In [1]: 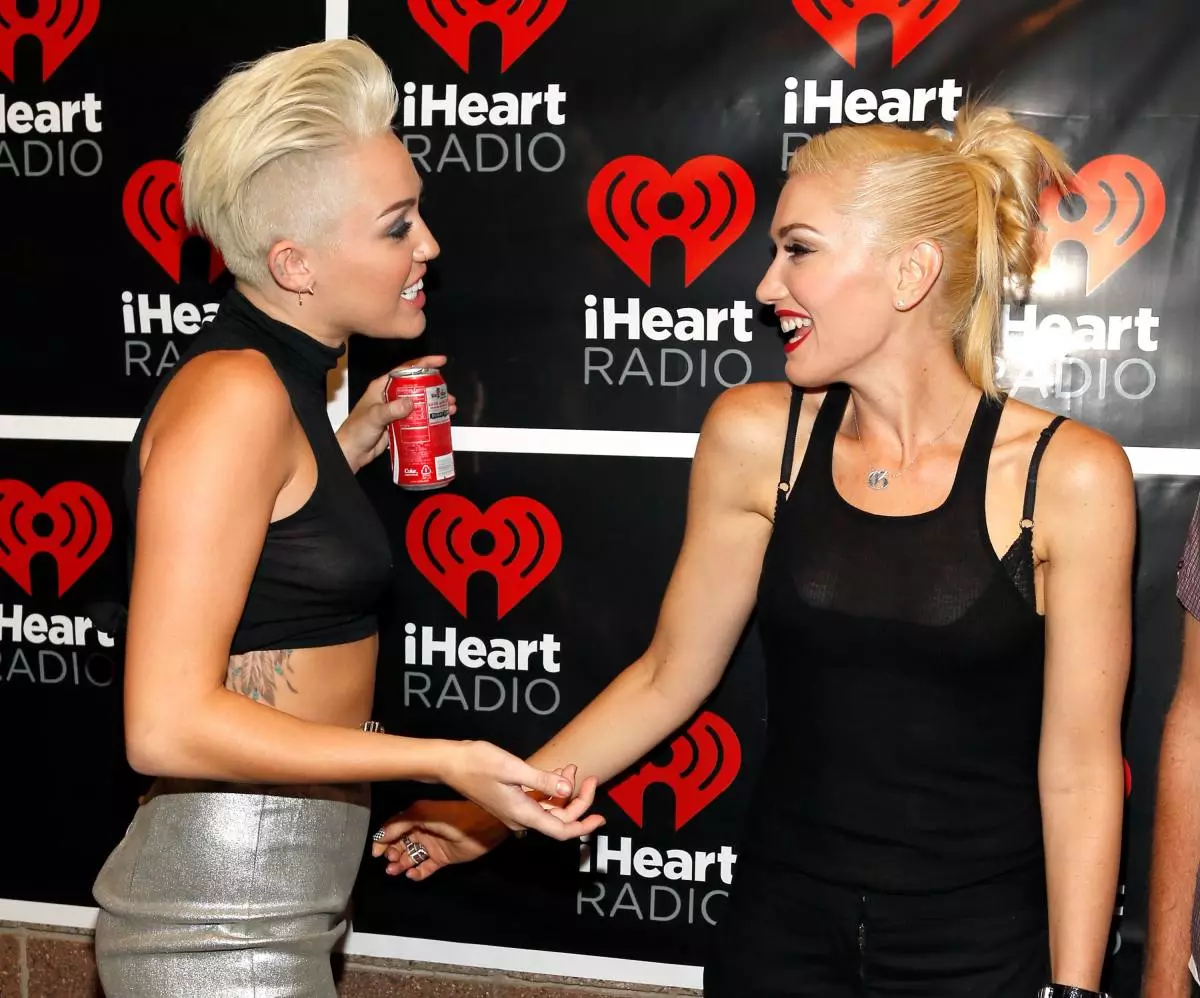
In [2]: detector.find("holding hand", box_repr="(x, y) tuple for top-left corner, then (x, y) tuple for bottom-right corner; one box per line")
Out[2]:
(336, 355), (457, 473)
(372, 762), (604, 881)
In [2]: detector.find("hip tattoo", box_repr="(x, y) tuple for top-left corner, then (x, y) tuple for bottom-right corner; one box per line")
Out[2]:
(225, 649), (297, 705)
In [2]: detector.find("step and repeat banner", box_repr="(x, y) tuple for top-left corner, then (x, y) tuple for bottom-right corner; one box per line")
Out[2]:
(2, 0), (1199, 991)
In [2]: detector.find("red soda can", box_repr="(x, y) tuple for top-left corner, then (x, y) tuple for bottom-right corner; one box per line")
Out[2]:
(385, 367), (455, 491)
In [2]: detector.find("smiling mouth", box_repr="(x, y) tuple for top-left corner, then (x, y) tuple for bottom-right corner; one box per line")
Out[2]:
(400, 277), (424, 301)
(779, 314), (812, 350)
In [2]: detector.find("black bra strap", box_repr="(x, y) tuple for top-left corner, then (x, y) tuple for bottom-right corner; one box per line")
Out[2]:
(775, 387), (805, 524)
(1021, 415), (1068, 525)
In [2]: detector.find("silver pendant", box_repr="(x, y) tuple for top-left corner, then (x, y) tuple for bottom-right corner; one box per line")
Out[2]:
(866, 468), (890, 490)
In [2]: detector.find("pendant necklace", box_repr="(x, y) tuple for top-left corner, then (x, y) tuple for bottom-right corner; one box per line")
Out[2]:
(852, 388), (972, 492)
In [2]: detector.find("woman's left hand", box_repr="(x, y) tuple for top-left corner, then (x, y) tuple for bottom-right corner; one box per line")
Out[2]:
(336, 355), (457, 473)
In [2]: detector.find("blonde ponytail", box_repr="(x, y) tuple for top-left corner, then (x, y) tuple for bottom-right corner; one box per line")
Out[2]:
(788, 103), (1072, 397)
(950, 106), (1072, 394)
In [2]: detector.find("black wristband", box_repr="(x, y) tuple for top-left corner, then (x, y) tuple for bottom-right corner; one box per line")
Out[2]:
(1038, 986), (1110, 998)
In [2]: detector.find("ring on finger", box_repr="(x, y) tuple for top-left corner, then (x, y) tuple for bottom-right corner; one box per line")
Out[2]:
(400, 835), (430, 866)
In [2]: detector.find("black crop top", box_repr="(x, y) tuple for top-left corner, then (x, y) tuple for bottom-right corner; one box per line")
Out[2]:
(125, 289), (393, 655)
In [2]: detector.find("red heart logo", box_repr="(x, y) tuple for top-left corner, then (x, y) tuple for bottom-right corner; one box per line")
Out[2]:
(0, 0), (100, 83)
(408, 0), (567, 73)
(1038, 155), (1165, 296)
(791, 0), (960, 68)
(608, 712), (742, 831)
(122, 161), (226, 284)
(588, 155), (755, 287)
(0, 481), (112, 596)
(406, 495), (561, 619)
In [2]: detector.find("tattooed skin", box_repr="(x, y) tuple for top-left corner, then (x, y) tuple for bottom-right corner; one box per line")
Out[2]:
(225, 649), (298, 705)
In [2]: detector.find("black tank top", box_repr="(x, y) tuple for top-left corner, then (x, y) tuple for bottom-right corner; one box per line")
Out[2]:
(125, 289), (393, 655)
(749, 383), (1065, 894)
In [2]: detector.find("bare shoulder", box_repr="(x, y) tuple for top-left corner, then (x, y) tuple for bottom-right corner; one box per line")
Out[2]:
(694, 381), (828, 519)
(144, 349), (293, 453)
(1001, 400), (1134, 559)
(1008, 400), (1131, 497)
(999, 397), (1127, 475)
(701, 380), (826, 462)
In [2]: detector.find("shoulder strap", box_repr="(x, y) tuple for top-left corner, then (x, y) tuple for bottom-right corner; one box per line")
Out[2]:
(774, 386), (805, 524)
(1021, 415), (1068, 525)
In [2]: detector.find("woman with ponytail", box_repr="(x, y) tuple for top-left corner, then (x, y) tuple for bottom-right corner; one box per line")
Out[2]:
(372, 105), (1134, 998)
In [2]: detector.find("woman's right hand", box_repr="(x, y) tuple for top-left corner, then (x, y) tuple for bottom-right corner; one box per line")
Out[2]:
(373, 763), (601, 880)
(437, 740), (605, 840)
(372, 799), (509, 880)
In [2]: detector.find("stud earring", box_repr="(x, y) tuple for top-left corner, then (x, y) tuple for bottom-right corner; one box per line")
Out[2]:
(896, 299), (906, 309)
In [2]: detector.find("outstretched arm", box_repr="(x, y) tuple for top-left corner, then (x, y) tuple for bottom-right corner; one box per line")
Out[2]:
(375, 383), (799, 875)
(124, 351), (594, 840)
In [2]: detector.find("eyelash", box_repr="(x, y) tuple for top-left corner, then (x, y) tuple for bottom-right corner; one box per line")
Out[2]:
(388, 219), (413, 241)
(784, 241), (812, 260)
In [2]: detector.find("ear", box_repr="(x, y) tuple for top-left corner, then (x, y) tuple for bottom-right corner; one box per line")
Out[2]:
(265, 241), (315, 295)
(891, 239), (943, 312)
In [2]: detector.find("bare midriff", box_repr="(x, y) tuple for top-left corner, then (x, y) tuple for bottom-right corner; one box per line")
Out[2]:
(223, 633), (378, 728)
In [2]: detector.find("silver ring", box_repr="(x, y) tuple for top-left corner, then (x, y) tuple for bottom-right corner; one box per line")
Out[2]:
(401, 835), (430, 866)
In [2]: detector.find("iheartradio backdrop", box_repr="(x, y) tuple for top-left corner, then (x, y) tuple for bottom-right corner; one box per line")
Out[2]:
(1, 0), (1199, 991)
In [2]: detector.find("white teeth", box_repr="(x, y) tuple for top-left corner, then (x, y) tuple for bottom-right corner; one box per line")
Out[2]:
(401, 278), (424, 301)
(779, 316), (812, 335)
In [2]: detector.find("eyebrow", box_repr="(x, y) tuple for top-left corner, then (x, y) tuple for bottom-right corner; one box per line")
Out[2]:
(775, 222), (821, 239)
(377, 187), (423, 218)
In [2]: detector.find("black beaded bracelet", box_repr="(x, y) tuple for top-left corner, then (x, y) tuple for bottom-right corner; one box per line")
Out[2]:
(1038, 986), (1110, 998)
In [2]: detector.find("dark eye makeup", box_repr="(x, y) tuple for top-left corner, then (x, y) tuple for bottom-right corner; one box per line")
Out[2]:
(387, 219), (413, 241)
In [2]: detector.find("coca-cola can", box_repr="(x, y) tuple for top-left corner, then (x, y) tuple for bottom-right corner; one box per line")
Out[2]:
(385, 367), (455, 491)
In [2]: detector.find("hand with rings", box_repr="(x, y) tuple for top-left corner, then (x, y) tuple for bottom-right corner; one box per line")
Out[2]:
(370, 763), (603, 881)
(399, 835), (430, 867)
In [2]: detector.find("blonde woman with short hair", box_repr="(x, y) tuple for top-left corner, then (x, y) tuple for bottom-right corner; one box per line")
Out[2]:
(375, 108), (1134, 998)
(91, 39), (600, 998)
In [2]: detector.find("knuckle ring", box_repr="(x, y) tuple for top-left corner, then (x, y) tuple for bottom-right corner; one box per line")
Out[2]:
(401, 835), (430, 866)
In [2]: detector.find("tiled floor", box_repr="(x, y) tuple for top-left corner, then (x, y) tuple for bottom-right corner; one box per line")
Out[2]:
(0, 935), (22, 998)
(0, 929), (694, 997)
(24, 938), (101, 998)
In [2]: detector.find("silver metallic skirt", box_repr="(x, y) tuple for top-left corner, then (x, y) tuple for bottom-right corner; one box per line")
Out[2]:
(93, 778), (371, 998)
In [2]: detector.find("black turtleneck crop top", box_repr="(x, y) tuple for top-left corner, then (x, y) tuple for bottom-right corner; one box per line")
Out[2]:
(124, 289), (393, 655)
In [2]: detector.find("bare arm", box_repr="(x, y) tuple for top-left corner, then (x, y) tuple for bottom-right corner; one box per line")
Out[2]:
(123, 352), (430, 782)
(123, 353), (587, 835)
(1143, 609), (1200, 998)
(1038, 426), (1135, 990)
(375, 383), (800, 870)
(524, 383), (787, 782)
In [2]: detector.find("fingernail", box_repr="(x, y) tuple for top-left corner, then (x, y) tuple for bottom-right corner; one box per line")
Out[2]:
(557, 780), (571, 796)
(373, 828), (386, 842)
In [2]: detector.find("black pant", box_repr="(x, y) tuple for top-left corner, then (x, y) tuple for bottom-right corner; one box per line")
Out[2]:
(705, 858), (1049, 997)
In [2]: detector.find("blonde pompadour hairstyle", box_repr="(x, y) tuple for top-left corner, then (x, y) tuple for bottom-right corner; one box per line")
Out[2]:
(788, 104), (1072, 397)
(180, 38), (399, 286)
